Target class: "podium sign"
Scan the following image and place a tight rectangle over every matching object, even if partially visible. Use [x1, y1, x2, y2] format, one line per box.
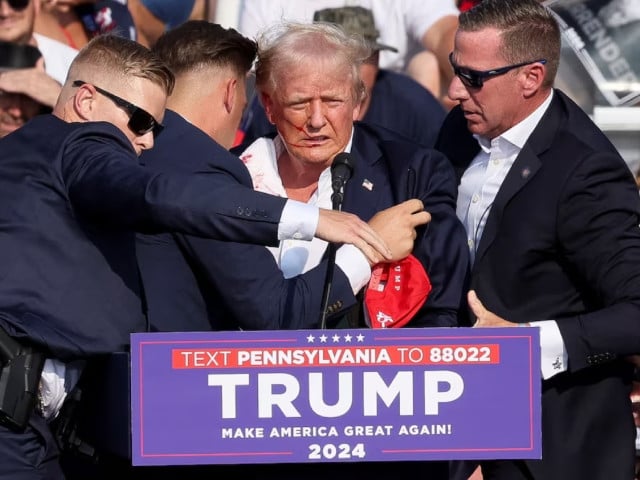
[131, 328, 541, 466]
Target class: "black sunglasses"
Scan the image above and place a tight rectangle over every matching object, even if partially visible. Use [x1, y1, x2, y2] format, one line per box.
[2, 0, 30, 10]
[449, 52, 547, 89]
[72, 80, 163, 137]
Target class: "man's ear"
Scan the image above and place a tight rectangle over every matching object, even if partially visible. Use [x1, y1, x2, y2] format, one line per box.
[223, 78, 237, 114]
[353, 97, 362, 122]
[522, 62, 546, 97]
[260, 92, 275, 124]
[73, 83, 97, 121]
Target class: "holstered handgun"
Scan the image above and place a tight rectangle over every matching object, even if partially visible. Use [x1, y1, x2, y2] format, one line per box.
[0, 326, 45, 432]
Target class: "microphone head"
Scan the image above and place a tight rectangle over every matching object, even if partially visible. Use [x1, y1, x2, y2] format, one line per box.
[331, 152, 354, 177]
[330, 153, 354, 204]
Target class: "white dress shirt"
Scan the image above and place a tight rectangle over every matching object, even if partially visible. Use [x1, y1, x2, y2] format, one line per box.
[239, 132, 371, 294]
[457, 91, 568, 380]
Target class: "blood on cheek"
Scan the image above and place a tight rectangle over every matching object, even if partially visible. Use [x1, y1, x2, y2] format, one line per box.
[282, 117, 319, 148]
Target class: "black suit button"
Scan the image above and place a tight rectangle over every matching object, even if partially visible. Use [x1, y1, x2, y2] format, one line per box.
[236, 206, 244, 216]
[336, 300, 343, 308]
[245, 208, 252, 216]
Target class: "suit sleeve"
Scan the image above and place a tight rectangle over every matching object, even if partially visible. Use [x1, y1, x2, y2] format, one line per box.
[61, 126, 286, 246]
[175, 234, 358, 330]
[407, 149, 470, 327]
[554, 150, 640, 371]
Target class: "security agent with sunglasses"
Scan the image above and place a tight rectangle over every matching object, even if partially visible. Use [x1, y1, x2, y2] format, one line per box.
[0, 33, 391, 480]
[436, 1, 640, 479]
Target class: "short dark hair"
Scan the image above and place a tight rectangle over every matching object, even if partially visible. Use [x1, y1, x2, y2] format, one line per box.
[459, 0, 561, 88]
[153, 20, 257, 78]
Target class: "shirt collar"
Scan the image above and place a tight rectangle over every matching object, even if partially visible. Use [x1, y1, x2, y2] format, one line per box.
[344, 127, 354, 153]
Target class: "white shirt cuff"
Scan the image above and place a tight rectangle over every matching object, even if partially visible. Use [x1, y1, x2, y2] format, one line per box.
[532, 320, 568, 380]
[278, 200, 318, 241]
[335, 244, 372, 294]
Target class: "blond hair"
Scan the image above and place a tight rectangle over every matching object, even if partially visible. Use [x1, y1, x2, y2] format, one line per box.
[255, 22, 371, 104]
[66, 34, 174, 95]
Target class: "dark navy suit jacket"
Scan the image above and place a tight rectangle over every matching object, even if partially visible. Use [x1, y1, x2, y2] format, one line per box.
[438, 90, 640, 480]
[0, 115, 286, 359]
[137, 112, 468, 333]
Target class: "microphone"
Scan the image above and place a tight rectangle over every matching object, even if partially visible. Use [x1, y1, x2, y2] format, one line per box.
[319, 152, 355, 330]
[330, 152, 354, 208]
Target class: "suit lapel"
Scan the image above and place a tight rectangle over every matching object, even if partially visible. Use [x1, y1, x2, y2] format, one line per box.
[343, 128, 391, 220]
[473, 92, 562, 267]
[473, 147, 541, 265]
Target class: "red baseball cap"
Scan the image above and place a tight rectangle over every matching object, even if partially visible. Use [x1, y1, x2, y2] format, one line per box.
[364, 254, 431, 328]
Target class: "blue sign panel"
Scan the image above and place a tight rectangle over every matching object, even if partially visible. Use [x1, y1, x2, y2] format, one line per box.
[131, 327, 541, 465]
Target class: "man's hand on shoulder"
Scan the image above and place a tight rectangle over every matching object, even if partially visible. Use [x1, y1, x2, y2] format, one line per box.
[368, 199, 431, 263]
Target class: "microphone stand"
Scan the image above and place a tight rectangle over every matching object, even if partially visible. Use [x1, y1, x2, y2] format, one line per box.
[318, 188, 345, 330]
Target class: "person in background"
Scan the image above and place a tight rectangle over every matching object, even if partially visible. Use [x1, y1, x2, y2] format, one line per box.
[0, 41, 54, 137]
[34, 0, 138, 48]
[238, 0, 460, 108]
[1, 0, 78, 83]
[34, 0, 94, 49]
[128, 0, 195, 47]
[240, 6, 446, 149]
[437, 0, 640, 478]
[0, 0, 77, 132]
[35, 0, 201, 50]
